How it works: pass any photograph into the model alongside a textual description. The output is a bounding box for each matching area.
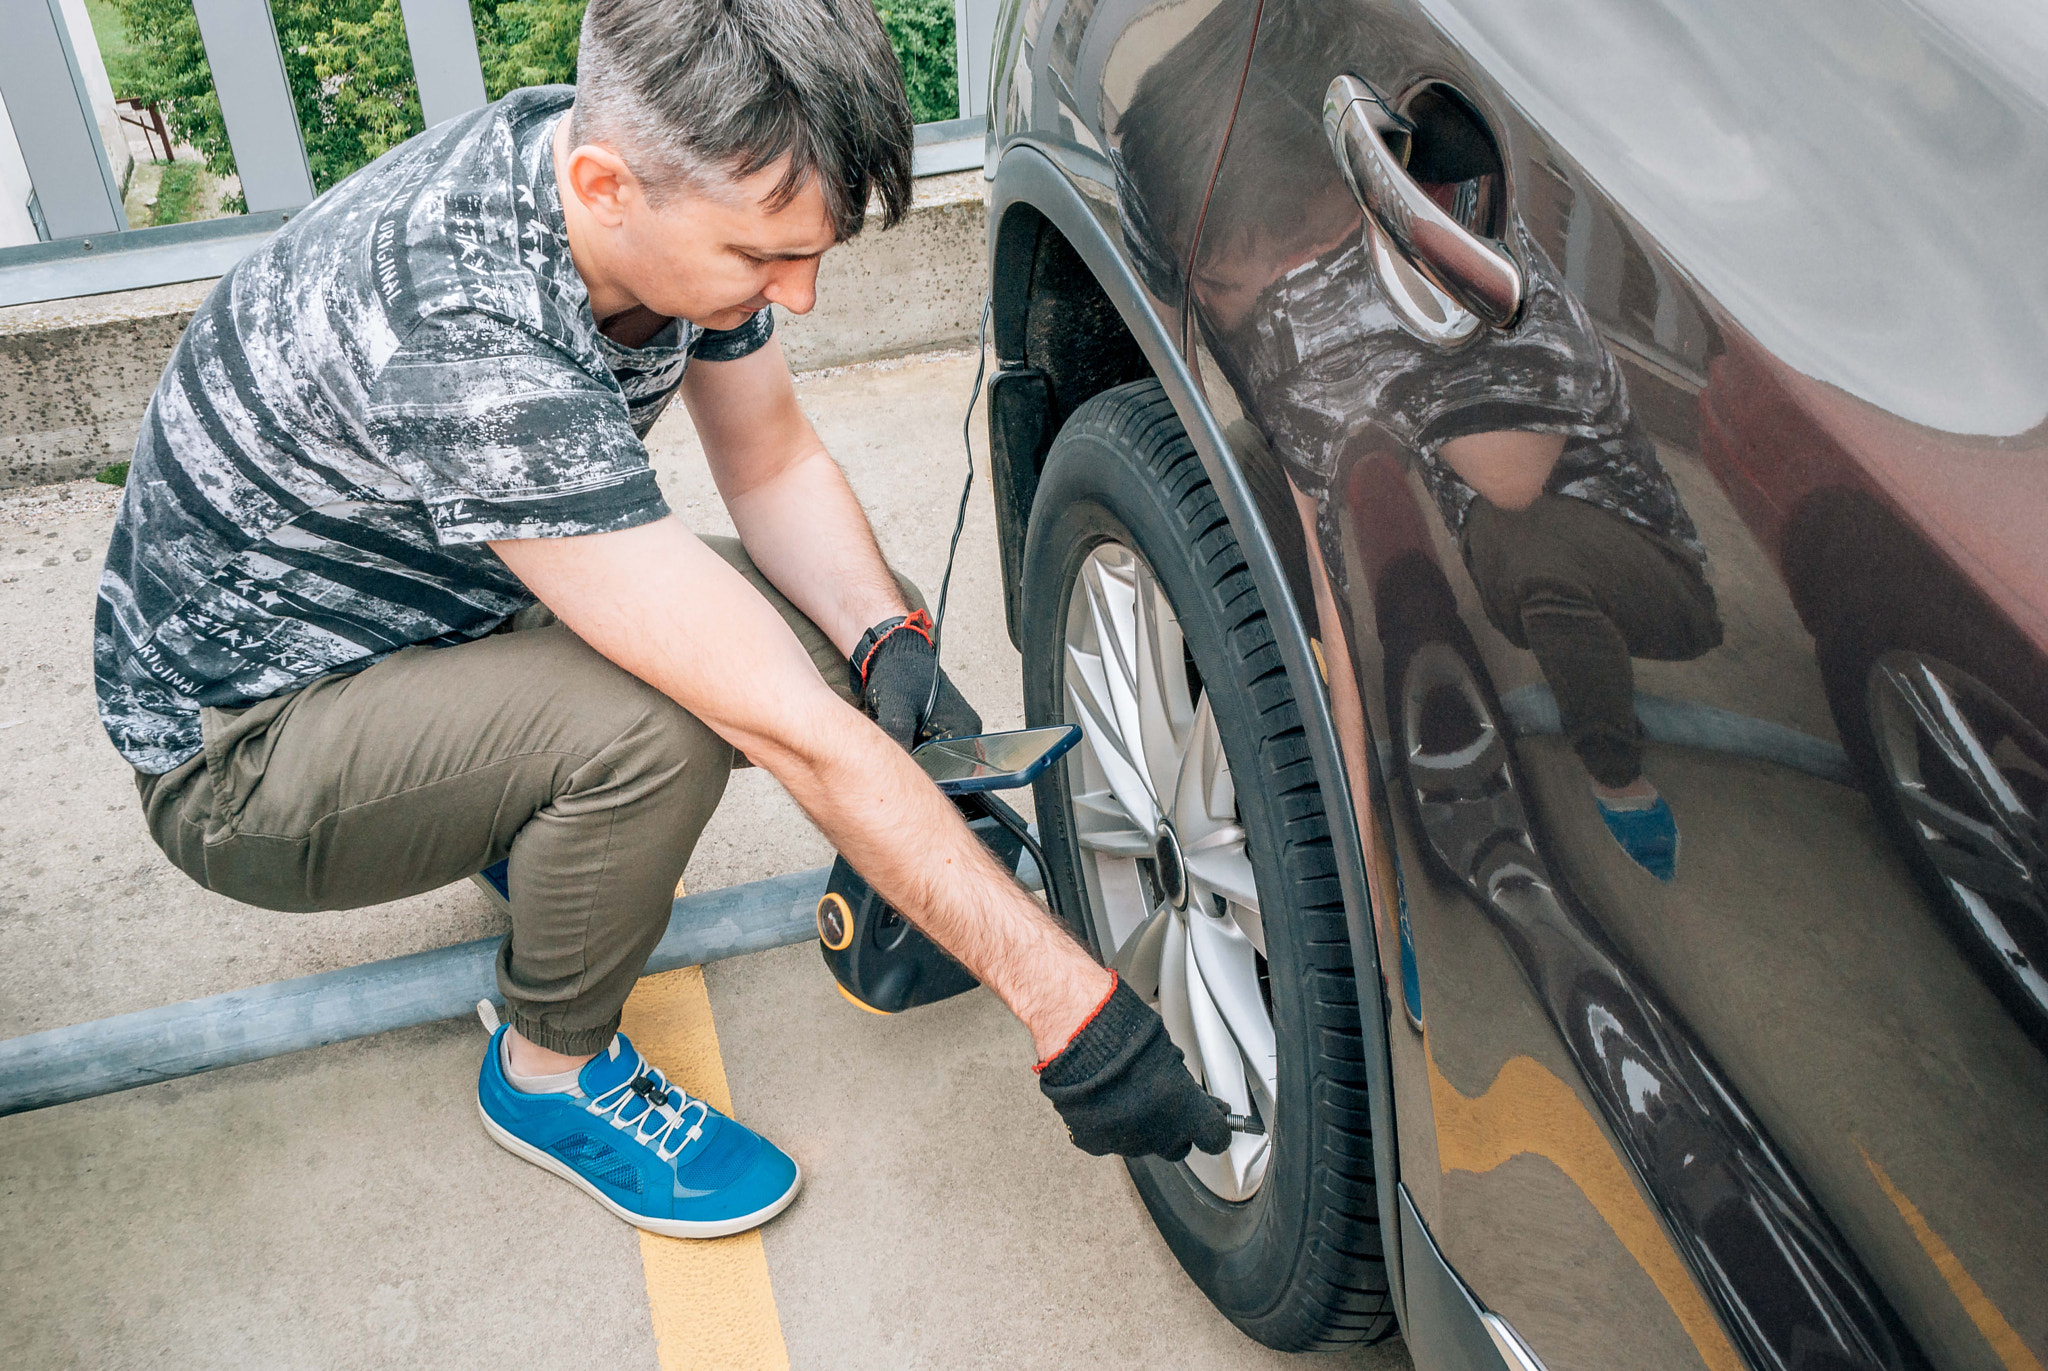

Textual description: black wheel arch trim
[988,142,1410,1328]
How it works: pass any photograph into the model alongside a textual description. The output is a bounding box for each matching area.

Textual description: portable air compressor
[818,725,1080,1015]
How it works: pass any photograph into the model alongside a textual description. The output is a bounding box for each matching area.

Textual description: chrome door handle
[1323,74,1523,339]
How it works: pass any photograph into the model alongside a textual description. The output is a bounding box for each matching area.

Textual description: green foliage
[876,0,957,124]
[151,161,205,225]
[110,0,423,194]
[472,0,583,99]
[84,0,141,89]
[107,0,955,196]
[95,462,131,486]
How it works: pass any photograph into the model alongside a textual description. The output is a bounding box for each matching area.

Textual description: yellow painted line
[1427,1047,1743,1371]
[619,966,791,1371]
[1858,1143,2045,1371]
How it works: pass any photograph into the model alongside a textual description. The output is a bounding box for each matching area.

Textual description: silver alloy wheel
[1868,651,2048,1016]
[1062,541,1277,1201]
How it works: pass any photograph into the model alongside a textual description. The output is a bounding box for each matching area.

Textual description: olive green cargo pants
[1462,494,1721,788]
[138,536,922,1055]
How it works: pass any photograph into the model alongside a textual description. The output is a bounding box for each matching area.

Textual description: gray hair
[571,0,914,239]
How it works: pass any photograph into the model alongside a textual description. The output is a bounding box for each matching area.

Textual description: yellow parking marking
[1428,1047,1742,1371]
[1859,1143,2045,1371]
[619,967,791,1371]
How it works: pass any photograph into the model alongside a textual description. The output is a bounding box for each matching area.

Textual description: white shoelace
[585,1052,711,1164]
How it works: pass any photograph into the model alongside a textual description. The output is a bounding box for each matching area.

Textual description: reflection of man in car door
[1254,228,1722,879]
[1416,310,1722,880]
[1115,20,1722,878]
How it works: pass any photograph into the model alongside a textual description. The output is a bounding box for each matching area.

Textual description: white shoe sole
[478,1102,802,1239]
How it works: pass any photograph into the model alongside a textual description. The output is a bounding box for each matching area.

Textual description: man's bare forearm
[682,340,905,655]
[749,690,1109,1058]
[724,448,904,656]
[490,521,1107,1059]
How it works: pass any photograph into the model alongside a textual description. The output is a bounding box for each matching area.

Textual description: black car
[981,0,2048,1364]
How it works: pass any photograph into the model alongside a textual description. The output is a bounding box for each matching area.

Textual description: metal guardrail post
[189,0,317,212]
[954,0,1002,120]
[399,0,490,128]
[0,866,836,1116]
[0,0,128,239]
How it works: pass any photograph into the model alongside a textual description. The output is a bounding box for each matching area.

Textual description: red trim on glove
[1034,970,1120,1073]
[855,608,935,685]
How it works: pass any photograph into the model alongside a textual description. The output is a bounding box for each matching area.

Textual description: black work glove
[1037,975,1233,1161]
[851,610,982,749]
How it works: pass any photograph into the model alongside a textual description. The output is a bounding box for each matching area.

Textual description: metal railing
[0,0,994,307]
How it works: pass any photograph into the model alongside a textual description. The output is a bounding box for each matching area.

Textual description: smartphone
[913,724,1082,794]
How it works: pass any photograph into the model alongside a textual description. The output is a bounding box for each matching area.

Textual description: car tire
[1018,380,1394,1350]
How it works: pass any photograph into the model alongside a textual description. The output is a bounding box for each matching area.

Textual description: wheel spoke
[1069,555,1164,834]
[1156,911,1200,1079]
[1934,847,2041,909]
[1065,658,1159,840]
[1072,788,1154,857]
[1110,903,1172,1000]
[1951,885,2048,1007]
[1896,784,2029,880]
[1131,560,1195,808]
[1183,920,1274,1198]
[1881,660,2033,839]
[1168,691,1264,949]
[1186,910,1279,1122]
[1185,841,1259,909]
[1170,692,1235,846]
[1083,551,1150,783]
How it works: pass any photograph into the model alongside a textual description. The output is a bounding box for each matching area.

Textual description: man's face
[556,123,840,332]
[615,161,839,330]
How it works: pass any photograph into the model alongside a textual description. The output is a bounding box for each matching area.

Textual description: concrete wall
[0,172,987,489]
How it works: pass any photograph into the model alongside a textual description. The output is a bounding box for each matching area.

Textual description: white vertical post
[954,0,1003,120]
[0,0,127,239]
[399,0,489,129]
[190,0,316,211]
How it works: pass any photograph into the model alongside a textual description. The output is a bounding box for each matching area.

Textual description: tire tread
[1030,381,1392,1349]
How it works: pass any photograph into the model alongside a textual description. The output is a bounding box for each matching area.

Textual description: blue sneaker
[477,1024,801,1238]
[1597,795,1680,882]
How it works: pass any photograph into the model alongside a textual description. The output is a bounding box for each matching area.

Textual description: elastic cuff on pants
[506,1009,621,1058]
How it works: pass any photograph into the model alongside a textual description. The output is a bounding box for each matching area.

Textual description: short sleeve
[368,311,671,545]
[689,307,775,362]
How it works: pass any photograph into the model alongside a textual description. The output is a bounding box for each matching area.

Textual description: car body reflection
[987,0,2048,1363]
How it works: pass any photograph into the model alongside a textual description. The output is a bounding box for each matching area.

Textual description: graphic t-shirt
[94,87,772,774]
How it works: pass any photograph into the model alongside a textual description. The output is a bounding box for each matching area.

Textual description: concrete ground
[0,350,1413,1370]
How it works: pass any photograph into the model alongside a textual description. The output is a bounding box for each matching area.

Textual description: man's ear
[562,142,642,229]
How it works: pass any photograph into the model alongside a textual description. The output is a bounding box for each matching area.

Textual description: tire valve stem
[1225,1113,1266,1135]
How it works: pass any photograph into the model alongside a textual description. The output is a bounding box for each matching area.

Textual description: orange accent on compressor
[837,984,893,1016]
[816,892,855,951]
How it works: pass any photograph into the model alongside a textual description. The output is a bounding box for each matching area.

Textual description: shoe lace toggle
[587,1054,711,1163]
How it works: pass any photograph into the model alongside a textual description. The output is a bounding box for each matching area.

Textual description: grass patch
[152,163,204,227]
[95,462,131,486]
[85,0,141,92]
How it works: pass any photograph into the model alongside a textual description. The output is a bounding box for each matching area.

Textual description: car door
[1153,0,2048,1367]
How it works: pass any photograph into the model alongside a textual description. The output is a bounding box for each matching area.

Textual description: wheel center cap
[1155,824,1189,909]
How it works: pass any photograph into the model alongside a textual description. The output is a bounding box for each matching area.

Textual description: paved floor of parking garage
[0,350,1413,1371]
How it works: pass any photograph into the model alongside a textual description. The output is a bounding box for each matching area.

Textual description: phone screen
[913,725,1083,794]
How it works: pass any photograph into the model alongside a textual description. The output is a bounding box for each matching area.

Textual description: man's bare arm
[489,517,1109,1057]
[681,338,904,655]
[1436,429,1565,511]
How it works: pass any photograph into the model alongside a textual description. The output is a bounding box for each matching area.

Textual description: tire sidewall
[1018,404,1326,1322]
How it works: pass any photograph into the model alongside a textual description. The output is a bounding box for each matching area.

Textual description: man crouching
[94,0,1228,1238]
